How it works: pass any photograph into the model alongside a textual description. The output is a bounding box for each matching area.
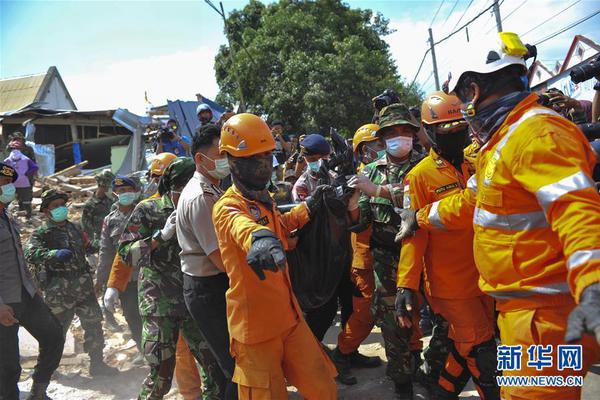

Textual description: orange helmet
[149,152,177,177]
[219,113,275,157]
[421,91,464,125]
[352,123,380,153]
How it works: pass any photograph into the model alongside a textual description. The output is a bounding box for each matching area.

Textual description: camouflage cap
[40,189,68,211]
[10,131,24,139]
[158,157,195,196]
[95,169,116,187]
[376,103,420,136]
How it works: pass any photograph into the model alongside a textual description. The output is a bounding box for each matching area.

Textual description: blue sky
[2,0,599,113]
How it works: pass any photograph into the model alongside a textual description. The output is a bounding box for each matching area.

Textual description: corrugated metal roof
[0,72,47,114]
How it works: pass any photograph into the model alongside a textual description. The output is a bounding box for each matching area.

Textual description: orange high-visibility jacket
[417,93,600,309]
[398,148,481,299]
[212,185,309,344]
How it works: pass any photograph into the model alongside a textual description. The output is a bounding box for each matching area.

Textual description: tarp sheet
[29,142,55,176]
[166,99,225,139]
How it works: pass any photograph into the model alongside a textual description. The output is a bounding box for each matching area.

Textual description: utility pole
[493,0,503,33]
[205,0,247,112]
[428,28,440,91]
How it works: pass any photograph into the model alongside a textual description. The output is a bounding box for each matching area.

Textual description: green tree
[214,0,422,135]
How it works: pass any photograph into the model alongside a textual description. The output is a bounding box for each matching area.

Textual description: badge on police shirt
[434,182,459,194]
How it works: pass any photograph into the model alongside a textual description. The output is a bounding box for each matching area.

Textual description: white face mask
[201,153,230,180]
[385,136,413,158]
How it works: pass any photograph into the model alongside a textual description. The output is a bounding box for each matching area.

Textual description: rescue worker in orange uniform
[332,124,384,385]
[107,152,203,400]
[212,113,337,399]
[396,92,499,399]
[397,32,600,400]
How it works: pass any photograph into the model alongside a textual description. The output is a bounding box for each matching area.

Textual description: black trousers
[0,290,64,400]
[304,268,354,342]
[120,281,142,349]
[183,273,238,400]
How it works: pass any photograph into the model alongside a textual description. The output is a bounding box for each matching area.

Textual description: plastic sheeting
[28,141,55,176]
[166,99,225,139]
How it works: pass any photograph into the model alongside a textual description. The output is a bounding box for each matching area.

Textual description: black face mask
[436,129,467,166]
[229,154,273,191]
[199,114,212,124]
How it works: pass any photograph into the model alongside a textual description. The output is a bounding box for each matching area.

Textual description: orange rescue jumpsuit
[398,148,496,397]
[416,94,600,399]
[212,185,337,400]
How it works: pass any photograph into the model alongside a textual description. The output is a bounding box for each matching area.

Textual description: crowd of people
[1,32,600,400]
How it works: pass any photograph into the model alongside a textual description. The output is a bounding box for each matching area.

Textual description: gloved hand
[53,249,74,262]
[565,283,600,344]
[395,288,416,329]
[160,210,177,241]
[246,230,287,280]
[348,174,378,197]
[394,209,419,242]
[305,185,334,216]
[103,287,120,314]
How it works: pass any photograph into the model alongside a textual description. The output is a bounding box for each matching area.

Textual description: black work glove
[395,209,419,243]
[565,283,600,344]
[305,184,334,216]
[395,288,416,328]
[246,230,287,280]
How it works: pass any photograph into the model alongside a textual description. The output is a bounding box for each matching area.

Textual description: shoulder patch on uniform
[434,182,460,194]
[248,204,261,219]
[256,216,269,226]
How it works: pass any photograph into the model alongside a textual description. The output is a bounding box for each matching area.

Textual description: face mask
[118,191,140,206]
[307,159,322,172]
[385,136,413,158]
[50,206,68,222]
[0,183,16,204]
[201,153,231,179]
[230,155,273,191]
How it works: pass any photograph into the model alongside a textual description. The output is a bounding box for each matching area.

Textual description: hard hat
[219,113,275,157]
[352,124,380,153]
[149,152,177,177]
[196,103,211,115]
[421,92,464,125]
[446,32,528,94]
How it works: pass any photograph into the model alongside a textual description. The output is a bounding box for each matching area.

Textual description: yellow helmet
[352,123,380,153]
[149,152,177,177]
[220,113,275,157]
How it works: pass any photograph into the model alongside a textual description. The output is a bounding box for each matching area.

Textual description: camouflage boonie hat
[95,169,115,187]
[157,157,195,196]
[376,103,420,136]
[40,189,68,211]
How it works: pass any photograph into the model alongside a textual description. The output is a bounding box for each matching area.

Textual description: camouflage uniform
[118,193,223,400]
[82,171,115,252]
[24,218,105,359]
[350,104,425,390]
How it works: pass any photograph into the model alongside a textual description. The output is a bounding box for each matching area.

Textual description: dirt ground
[16,314,600,400]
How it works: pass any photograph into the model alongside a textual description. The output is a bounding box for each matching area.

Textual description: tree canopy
[214,0,422,135]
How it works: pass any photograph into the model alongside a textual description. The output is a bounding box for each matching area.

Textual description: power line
[485,0,527,34]
[450,0,475,31]
[430,0,447,28]
[534,8,600,45]
[521,0,582,37]
[441,0,460,29]
[410,48,432,87]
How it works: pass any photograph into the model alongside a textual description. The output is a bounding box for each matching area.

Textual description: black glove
[565,283,600,344]
[395,288,416,321]
[246,230,287,280]
[305,184,334,216]
[395,209,419,243]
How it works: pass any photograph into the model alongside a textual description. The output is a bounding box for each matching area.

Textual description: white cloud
[385,0,599,94]
[63,46,220,114]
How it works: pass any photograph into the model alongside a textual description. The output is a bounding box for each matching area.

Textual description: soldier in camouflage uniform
[118,157,224,400]
[349,103,425,399]
[82,170,115,252]
[24,189,118,376]
[97,175,143,356]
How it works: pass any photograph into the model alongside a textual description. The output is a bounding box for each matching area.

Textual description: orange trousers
[428,295,496,398]
[498,301,600,400]
[337,267,376,354]
[231,319,337,400]
[175,333,203,400]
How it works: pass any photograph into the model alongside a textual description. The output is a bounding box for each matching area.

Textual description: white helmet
[446,32,528,94]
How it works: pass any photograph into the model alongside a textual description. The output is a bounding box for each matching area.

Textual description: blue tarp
[166,99,226,139]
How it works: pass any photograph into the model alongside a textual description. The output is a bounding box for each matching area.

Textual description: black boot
[26,381,52,400]
[349,350,382,368]
[330,347,358,385]
[89,355,119,376]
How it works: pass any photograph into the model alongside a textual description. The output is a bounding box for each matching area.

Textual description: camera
[372,89,401,112]
[570,56,600,84]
